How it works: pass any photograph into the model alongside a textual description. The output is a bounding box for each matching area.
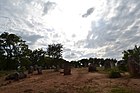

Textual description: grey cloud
[72,34,76,38]
[1,0,140,61]
[63,48,78,60]
[63,47,84,60]
[64,52,78,59]
[84,0,140,59]
[75,40,85,48]
[80,53,95,59]
[9,29,43,45]
[43,1,56,15]
[22,34,43,45]
[53,33,60,38]
[82,7,94,18]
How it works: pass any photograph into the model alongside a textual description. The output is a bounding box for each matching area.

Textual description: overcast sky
[0,0,140,61]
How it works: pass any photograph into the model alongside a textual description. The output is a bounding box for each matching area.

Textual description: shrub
[17,66,26,73]
[118,65,128,72]
[109,69,121,78]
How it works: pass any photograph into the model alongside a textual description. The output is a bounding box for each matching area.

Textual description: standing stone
[5,72,19,81]
[128,56,140,77]
[37,66,42,74]
[88,63,97,72]
[64,63,71,75]
[110,61,115,69]
[54,65,60,72]
[5,72,27,81]
[104,61,111,69]
[28,66,34,74]
[19,72,27,79]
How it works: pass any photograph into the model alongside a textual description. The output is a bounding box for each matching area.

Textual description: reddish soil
[0,68,140,93]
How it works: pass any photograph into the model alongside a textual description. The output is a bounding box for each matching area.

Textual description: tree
[122,45,140,77]
[29,48,46,66]
[79,59,89,67]
[47,43,63,59]
[0,32,30,70]
[47,43,63,71]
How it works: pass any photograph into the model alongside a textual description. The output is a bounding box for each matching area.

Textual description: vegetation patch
[110,87,133,93]
[109,69,121,78]
[77,86,96,93]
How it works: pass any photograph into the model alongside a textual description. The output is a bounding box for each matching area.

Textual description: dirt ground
[0,68,140,93]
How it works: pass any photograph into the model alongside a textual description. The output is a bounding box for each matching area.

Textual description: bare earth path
[0,68,140,93]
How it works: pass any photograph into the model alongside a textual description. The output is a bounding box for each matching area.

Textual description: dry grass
[0,68,139,93]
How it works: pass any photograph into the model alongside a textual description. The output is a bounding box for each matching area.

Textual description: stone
[28,66,34,74]
[5,72,27,81]
[128,56,140,77]
[37,66,42,75]
[88,63,97,72]
[64,63,71,75]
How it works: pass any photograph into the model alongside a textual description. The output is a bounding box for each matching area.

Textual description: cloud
[84,0,140,59]
[0,0,140,61]
[82,7,94,18]
[43,1,56,15]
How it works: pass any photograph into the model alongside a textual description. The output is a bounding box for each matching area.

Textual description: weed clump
[109,69,121,78]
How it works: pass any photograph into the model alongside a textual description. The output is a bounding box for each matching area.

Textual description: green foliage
[110,87,133,93]
[29,48,46,66]
[0,32,30,70]
[47,43,63,59]
[20,57,32,69]
[0,32,66,70]
[109,69,121,78]
[118,65,128,72]
[17,66,26,73]
[122,45,140,77]
[122,45,140,64]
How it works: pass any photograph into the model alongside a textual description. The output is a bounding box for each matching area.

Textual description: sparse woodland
[0,32,140,93]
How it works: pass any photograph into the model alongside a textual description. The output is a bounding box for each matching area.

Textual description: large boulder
[5,72,27,81]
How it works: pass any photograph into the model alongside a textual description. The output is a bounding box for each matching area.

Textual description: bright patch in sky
[0,0,140,61]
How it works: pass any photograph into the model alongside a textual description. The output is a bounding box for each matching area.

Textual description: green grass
[110,87,133,93]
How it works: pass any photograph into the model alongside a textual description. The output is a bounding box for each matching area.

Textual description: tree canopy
[0,32,30,70]
[47,43,63,59]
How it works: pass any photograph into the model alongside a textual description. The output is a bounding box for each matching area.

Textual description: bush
[17,66,26,73]
[109,70,121,78]
[118,65,128,72]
